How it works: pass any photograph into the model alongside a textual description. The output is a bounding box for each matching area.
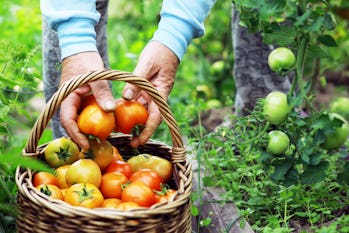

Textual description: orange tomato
[36,184,63,200]
[55,165,71,189]
[65,159,102,187]
[33,171,59,187]
[155,189,177,203]
[64,183,104,208]
[114,100,148,134]
[99,172,128,199]
[129,169,164,191]
[105,160,132,178]
[102,198,122,209]
[121,181,156,207]
[77,104,115,139]
[112,146,123,161]
[80,94,98,111]
[81,139,114,171]
[116,201,141,211]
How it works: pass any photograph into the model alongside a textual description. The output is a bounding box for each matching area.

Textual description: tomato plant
[263,91,291,125]
[99,172,128,199]
[105,160,132,178]
[82,138,114,171]
[64,183,104,208]
[266,130,290,155]
[33,171,59,187]
[129,169,164,191]
[44,137,80,168]
[121,181,156,207]
[127,154,172,182]
[65,159,102,187]
[77,103,115,139]
[268,47,296,72]
[36,184,63,200]
[114,100,148,134]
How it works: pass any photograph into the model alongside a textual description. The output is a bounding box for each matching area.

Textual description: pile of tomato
[33,96,176,210]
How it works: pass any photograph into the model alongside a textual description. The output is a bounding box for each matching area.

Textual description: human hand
[60,51,115,150]
[122,41,179,147]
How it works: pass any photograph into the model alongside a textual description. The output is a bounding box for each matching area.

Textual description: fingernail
[138,97,147,105]
[124,89,135,100]
[104,100,116,111]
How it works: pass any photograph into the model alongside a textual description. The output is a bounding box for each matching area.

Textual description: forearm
[40,0,100,59]
[152,0,217,60]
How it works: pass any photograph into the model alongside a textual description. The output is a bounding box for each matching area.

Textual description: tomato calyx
[154,184,171,196]
[55,147,75,162]
[38,185,52,196]
[131,124,145,138]
[75,184,97,203]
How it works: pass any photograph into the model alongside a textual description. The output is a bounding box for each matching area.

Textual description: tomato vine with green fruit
[225,0,349,185]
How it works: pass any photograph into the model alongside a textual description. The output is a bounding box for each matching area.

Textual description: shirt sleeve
[40,0,100,59]
[151,0,216,60]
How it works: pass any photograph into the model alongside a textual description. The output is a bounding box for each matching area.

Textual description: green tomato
[330,97,349,120]
[268,47,296,72]
[267,130,290,155]
[44,137,80,168]
[263,91,291,125]
[323,113,349,150]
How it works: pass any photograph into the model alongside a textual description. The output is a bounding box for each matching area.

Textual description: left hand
[122,41,179,147]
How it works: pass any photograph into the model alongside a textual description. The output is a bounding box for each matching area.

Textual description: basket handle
[24,69,186,163]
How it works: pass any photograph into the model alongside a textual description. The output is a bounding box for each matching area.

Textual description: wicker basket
[15,70,192,233]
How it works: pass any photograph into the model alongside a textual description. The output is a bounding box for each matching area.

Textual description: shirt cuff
[57,18,98,59]
[151,15,196,61]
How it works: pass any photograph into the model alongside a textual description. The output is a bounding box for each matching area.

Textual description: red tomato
[105,160,132,178]
[127,154,173,182]
[155,188,177,203]
[129,169,164,191]
[121,181,156,207]
[99,172,128,199]
[77,104,115,139]
[80,94,98,111]
[33,172,59,187]
[114,100,148,134]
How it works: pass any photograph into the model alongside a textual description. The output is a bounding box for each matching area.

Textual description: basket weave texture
[15,70,192,233]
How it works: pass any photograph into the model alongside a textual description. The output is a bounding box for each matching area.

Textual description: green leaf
[300,161,329,185]
[306,45,330,59]
[270,158,294,182]
[191,205,199,217]
[337,162,349,185]
[323,13,336,31]
[263,26,297,46]
[0,153,51,173]
[202,176,216,187]
[318,35,337,47]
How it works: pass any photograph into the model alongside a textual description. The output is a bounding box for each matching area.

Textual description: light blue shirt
[40,0,216,60]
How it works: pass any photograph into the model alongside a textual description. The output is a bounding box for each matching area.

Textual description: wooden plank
[190,155,255,233]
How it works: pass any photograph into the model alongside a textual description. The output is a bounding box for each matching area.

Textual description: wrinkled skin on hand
[122,41,179,147]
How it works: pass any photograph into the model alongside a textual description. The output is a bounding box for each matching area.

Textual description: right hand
[59,51,115,150]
